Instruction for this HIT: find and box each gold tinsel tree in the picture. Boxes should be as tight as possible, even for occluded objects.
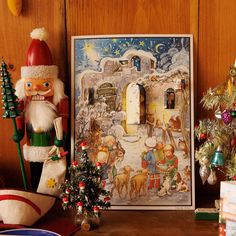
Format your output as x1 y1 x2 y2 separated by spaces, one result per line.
195 60 236 185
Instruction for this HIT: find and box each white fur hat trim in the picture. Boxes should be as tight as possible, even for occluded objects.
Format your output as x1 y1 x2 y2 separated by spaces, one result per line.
31 27 48 41
21 65 58 79
23 144 53 162
145 137 157 148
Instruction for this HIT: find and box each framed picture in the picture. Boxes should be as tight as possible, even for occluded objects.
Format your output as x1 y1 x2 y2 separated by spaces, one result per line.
71 35 195 210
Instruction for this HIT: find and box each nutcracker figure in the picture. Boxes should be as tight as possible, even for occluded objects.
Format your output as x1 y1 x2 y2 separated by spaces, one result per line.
14 28 68 191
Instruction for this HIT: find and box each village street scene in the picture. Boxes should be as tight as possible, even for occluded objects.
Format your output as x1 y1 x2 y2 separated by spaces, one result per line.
74 36 193 208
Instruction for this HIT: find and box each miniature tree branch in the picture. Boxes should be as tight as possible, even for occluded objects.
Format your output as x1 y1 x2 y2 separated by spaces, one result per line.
1 59 28 190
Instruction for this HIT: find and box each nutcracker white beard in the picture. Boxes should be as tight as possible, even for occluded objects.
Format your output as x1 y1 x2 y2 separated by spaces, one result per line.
25 100 57 132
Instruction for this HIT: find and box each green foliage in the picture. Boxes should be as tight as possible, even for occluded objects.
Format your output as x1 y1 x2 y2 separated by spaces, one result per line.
195 66 236 179
60 148 111 219
0 60 19 118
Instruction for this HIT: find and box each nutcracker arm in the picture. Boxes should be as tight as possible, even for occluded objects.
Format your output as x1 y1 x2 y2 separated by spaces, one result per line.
54 135 64 147
55 97 68 147
53 117 66 147
57 97 69 134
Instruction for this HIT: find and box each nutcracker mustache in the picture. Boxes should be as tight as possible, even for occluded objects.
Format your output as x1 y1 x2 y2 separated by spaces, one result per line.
25 100 57 132
29 89 52 97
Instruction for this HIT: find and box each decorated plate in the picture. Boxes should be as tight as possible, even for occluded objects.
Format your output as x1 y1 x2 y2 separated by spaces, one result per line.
0 228 60 236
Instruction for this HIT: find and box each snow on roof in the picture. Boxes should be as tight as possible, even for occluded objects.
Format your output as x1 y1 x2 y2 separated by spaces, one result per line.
99 49 157 69
135 65 189 87
123 49 157 62
77 49 187 90
77 69 101 89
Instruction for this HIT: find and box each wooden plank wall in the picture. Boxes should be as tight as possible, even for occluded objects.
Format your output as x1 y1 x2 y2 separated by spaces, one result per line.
0 0 235 203
198 0 236 118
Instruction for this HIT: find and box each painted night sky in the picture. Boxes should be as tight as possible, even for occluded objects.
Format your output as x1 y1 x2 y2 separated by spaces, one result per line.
74 36 190 74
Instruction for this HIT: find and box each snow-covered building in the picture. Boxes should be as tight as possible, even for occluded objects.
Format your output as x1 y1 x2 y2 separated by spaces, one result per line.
78 49 157 111
77 47 190 136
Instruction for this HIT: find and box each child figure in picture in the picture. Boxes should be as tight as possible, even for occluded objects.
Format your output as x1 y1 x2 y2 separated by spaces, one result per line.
157 144 178 189
144 137 160 190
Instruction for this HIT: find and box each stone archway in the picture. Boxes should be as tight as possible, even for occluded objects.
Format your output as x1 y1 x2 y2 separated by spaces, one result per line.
97 82 117 111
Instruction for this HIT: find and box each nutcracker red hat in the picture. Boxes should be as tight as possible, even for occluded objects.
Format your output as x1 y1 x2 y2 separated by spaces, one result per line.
21 28 58 79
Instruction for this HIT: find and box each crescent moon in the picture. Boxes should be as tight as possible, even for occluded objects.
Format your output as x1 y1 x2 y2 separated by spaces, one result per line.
155 43 164 53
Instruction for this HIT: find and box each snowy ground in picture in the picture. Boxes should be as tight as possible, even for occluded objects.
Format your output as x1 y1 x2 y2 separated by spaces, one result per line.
105 129 192 207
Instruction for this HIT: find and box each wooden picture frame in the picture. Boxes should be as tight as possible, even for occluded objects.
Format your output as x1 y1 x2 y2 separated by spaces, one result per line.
71 35 195 210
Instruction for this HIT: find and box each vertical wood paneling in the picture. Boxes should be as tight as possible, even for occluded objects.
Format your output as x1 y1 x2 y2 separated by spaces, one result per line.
66 0 198 67
0 0 67 188
198 0 236 118
66 0 196 35
197 0 236 200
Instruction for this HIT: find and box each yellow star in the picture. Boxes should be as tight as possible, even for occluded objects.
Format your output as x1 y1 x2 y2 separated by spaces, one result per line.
104 47 109 52
112 39 118 43
47 178 57 189
114 49 120 55
139 41 145 46
83 42 94 53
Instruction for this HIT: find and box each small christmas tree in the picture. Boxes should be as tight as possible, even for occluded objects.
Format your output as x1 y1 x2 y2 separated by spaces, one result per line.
195 60 236 184
0 59 28 190
60 141 111 231
1 60 19 118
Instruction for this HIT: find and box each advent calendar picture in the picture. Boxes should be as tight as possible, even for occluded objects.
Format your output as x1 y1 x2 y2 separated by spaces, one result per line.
71 35 195 210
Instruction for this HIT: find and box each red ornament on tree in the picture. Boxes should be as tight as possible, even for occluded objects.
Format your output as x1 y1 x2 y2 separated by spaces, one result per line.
65 189 71 194
76 202 83 212
72 160 78 168
96 162 102 170
80 141 88 150
231 137 236 147
199 133 207 140
79 181 85 191
63 197 68 204
104 197 110 202
232 176 236 181
93 206 100 214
